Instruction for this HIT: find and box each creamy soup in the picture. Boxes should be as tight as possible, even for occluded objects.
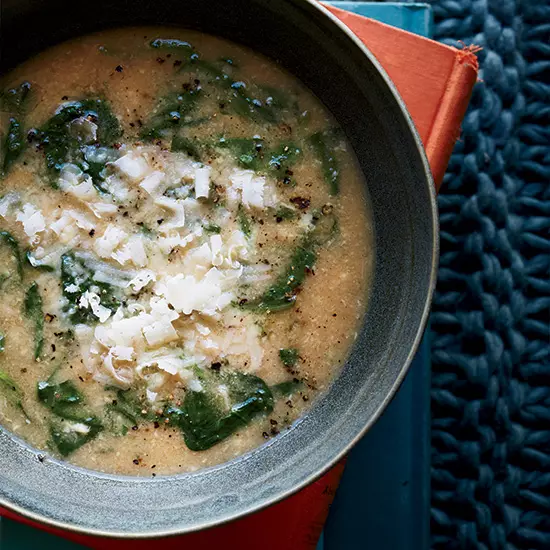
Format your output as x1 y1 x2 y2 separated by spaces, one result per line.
0 28 372 475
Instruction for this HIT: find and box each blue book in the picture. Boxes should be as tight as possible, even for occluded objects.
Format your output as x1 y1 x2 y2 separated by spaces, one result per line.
0 4 432 549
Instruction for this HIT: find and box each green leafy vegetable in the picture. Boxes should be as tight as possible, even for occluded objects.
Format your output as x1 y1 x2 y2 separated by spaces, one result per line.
267 143 301 173
273 205 297 222
60 252 120 325
140 88 202 141
246 241 316 312
38 378 102 455
203 223 221 234
279 348 299 368
182 58 292 124
237 204 252 237
1 82 32 175
217 136 265 170
23 282 43 359
171 135 204 161
310 132 340 195
169 371 274 451
36 98 121 185
0 230 23 280
0 81 31 112
2 118 24 175
37 379 86 418
310 208 339 246
0 370 28 417
106 388 155 426
241 208 339 312
216 137 300 174
0 273 9 290
25 250 55 272
272 379 303 397
50 416 103 456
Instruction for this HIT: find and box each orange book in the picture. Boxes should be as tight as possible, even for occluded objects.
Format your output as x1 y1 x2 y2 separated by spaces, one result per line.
0 6 478 549
325 4 478 189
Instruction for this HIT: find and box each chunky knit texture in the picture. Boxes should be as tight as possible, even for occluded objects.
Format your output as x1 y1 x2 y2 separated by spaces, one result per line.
376 1 550 547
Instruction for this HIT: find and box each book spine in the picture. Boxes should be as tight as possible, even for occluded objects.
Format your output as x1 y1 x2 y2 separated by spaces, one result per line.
425 47 479 190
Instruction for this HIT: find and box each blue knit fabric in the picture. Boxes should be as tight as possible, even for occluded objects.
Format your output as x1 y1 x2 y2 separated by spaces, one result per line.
377 0 550 547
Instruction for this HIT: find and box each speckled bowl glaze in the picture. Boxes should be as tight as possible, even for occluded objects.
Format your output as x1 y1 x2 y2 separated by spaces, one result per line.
0 0 438 537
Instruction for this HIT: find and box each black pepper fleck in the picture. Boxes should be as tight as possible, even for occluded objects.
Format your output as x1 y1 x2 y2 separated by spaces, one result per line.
115 65 123 72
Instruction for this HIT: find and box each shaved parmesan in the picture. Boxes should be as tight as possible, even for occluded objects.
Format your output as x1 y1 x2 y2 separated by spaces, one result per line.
163 267 229 316
112 152 149 180
16 204 46 243
112 235 148 267
128 270 156 292
155 196 185 232
242 174 265 209
0 193 19 219
194 165 211 199
78 291 112 323
94 224 128 258
140 170 165 195
88 202 118 218
143 320 178 347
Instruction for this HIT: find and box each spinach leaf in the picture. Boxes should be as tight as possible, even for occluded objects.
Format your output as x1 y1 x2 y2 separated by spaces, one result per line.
25 250 55 272
272 379 303 397
0 231 23 280
50 416 102 456
241 208 338 312
0 370 28 417
203 223 221 234
245 241 316 312
310 208 339 246
237 204 252 237
182 58 290 124
0 81 31 112
37 379 97 422
60 252 120 325
23 282 44 359
140 88 202 141
310 132 340 195
170 371 274 451
106 388 155 425
2 118 24 175
273 205 297 222
279 348 299 368
181 58 232 84
0 273 9 290
171 135 204 161
217 136 265 170
36 98 121 185
1 82 32 176
0 332 4 353
38 378 102 455
215 137 300 174
80 146 120 193
267 143 301 173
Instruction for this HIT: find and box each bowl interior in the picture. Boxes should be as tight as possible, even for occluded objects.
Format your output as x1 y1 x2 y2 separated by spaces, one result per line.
0 0 437 536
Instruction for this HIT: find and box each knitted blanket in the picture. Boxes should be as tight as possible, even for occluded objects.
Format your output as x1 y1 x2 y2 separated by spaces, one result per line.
392 0 550 547
373 0 550 547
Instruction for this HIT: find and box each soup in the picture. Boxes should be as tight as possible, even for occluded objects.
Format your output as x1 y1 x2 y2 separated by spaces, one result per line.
0 28 372 475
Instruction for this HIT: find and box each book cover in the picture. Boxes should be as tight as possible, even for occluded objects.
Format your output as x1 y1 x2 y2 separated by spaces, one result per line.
325 3 479 189
0 3 478 549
